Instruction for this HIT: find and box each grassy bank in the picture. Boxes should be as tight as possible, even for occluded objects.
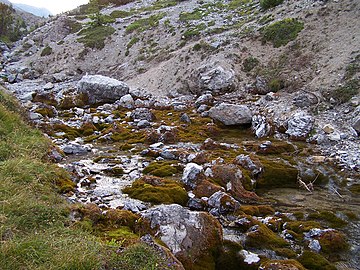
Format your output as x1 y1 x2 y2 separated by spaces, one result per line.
0 87 168 269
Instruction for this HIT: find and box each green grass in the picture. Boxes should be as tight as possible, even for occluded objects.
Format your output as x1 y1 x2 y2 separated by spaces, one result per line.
0 87 171 269
77 25 115 49
261 18 304 47
126 13 165 33
110 9 134 18
260 0 284 10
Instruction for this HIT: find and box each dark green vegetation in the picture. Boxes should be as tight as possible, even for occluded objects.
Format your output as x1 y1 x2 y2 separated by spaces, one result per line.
40 45 53 56
0 3 27 43
260 0 284 10
331 79 359 104
0 88 173 269
261 18 304 47
77 25 115 49
123 176 188 205
126 13 165 33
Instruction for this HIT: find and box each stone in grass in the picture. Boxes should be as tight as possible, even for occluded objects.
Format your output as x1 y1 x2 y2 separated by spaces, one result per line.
181 163 204 189
209 103 253 126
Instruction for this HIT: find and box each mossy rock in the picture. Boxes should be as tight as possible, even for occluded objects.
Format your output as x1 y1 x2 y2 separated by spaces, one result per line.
104 166 124 176
245 223 289 249
274 248 297 259
40 45 52 56
240 205 275 217
349 184 360 194
284 221 321 235
260 259 305 270
298 251 336 270
122 177 188 206
142 161 179 177
256 159 298 189
318 230 348 255
308 211 347 228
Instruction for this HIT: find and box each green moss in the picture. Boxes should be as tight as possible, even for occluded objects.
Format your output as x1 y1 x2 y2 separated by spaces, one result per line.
318 230 348 255
243 56 259 72
122 177 188 205
105 226 139 241
274 248 297 259
216 241 252 270
261 18 304 47
142 161 179 177
284 221 321 235
246 223 289 249
260 0 283 10
58 93 89 109
298 251 336 270
240 205 275 216
34 107 54 117
77 25 115 49
261 259 305 270
256 159 298 189
104 166 124 176
111 10 133 18
126 13 165 33
349 184 360 194
268 77 284 92
40 45 52 56
308 211 347 228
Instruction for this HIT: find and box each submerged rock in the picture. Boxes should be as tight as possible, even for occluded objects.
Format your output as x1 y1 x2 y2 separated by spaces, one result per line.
77 74 129 104
209 103 252 126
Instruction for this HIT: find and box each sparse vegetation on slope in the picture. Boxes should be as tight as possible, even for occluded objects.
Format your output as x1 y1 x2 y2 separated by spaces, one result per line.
77 25 115 49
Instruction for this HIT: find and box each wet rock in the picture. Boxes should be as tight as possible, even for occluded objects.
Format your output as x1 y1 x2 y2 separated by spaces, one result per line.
209 103 252 126
285 111 314 140
130 108 155 122
252 114 271 138
61 142 91 155
77 74 129 104
191 64 236 95
119 94 134 109
207 191 240 215
141 204 222 269
181 163 204 188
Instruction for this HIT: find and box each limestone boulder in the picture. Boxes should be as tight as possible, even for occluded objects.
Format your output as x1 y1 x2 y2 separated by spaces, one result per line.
209 103 252 126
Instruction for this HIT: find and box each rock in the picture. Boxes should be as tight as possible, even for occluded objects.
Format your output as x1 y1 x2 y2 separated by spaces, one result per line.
239 250 260 264
197 104 208 113
253 76 270 95
130 108 155 122
191 64 236 95
285 111 314 140
207 191 240 215
209 103 252 125
234 154 262 176
77 74 129 104
29 112 42 120
181 163 204 188
180 113 191 123
293 92 318 108
309 239 321 253
195 93 214 107
7 74 17 84
119 94 134 109
252 114 271 138
322 124 335 134
352 116 360 135
43 82 54 90
141 204 222 269
61 142 91 155
137 119 151 128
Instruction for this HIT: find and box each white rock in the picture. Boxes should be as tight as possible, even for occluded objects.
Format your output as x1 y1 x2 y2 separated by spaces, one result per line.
182 163 203 188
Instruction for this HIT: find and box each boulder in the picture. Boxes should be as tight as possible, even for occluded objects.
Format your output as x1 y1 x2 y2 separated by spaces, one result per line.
209 103 252 125
141 204 222 269
191 64 236 95
130 108 155 122
253 76 270 95
252 114 271 138
352 116 360 135
234 154 262 177
207 191 240 215
181 163 204 188
77 74 129 104
61 142 91 155
285 111 314 140
119 94 135 109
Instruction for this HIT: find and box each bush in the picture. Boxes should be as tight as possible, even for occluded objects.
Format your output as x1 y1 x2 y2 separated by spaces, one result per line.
77 25 115 49
262 18 304 47
40 45 52 56
260 0 284 10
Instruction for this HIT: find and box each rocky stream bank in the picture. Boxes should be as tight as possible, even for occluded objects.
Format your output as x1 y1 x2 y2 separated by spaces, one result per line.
3 73 360 269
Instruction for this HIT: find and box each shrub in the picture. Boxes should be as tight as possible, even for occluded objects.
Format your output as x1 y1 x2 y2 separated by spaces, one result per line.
261 18 304 47
260 0 284 10
243 56 259 72
331 79 359 104
77 25 115 49
40 45 52 56
126 13 165 33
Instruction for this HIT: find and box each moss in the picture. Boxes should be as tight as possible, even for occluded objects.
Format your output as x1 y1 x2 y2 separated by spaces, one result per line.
77 25 115 49
308 211 347 228
142 161 179 177
216 241 253 270
40 45 52 56
256 159 298 189
34 107 55 117
269 78 284 92
298 251 336 270
58 93 89 109
293 211 304 220
179 10 204 22
110 10 133 18
104 166 124 176
183 23 207 40
318 230 348 255
261 259 305 270
110 126 146 143
261 18 304 48
246 223 289 249
123 177 188 206
331 79 359 104
284 221 321 235
349 184 360 194
104 226 139 243
240 205 275 216
274 248 297 259
260 0 283 10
